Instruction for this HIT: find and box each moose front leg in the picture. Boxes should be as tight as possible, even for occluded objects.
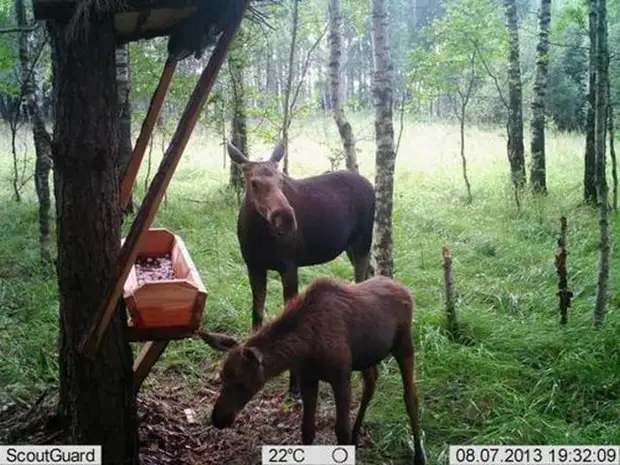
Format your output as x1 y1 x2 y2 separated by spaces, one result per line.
248 267 267 331
280 266 300 397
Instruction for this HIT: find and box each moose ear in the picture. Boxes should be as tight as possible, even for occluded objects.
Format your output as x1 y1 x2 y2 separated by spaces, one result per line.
227 141 249 165
269 140 286 164
241 346 263 365
195 331 240 352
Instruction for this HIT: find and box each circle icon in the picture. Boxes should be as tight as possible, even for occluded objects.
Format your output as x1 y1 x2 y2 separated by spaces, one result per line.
331 447 348 464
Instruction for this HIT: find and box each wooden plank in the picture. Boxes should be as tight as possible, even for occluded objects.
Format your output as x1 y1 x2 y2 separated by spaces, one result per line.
79 0 249 358
121 57 177 210
133 340 169 393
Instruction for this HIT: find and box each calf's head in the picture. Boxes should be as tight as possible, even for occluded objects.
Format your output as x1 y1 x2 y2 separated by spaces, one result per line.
196 331 266 429
227 140 297 236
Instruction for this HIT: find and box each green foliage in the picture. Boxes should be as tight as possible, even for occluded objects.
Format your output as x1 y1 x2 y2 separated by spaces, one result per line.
546 25 588 131
408 0 505 111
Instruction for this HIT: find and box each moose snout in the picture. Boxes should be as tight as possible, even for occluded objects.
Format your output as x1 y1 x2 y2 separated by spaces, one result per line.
270 209 297 235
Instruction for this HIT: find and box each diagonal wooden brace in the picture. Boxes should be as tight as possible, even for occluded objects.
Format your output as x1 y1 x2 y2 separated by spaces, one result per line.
78 0 250 358
133 341 170 393
121 56 178 210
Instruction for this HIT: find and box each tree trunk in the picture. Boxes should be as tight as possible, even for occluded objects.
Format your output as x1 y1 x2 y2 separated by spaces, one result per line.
372 0 396 278
584 3 597 204
117 44 134 215
328 0 359 174
459 104 473 203
504 0 526 188
16 0 53 262
607 82 617 211
530 0 551 194
282 0 300 175
228 30 246 194
593 0 610 328
48 18 138 463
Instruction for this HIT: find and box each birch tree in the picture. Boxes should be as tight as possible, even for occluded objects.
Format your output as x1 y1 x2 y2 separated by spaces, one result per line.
530 0 551 194
592 0 610 328
16 0 53 262
372 0 396 277
504 0 526 188
329 0 359 173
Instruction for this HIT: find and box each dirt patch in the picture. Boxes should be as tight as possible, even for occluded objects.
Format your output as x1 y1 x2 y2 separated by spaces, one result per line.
138 376 371 465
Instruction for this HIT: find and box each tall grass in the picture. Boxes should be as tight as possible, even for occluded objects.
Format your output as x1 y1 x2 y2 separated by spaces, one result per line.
0 114 618 464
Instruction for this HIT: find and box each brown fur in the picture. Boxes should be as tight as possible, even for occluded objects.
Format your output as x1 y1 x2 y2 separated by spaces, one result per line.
227 140 376 395
197 275 427 465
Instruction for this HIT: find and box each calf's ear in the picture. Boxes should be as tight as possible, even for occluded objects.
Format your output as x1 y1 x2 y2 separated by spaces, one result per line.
195 331 240 352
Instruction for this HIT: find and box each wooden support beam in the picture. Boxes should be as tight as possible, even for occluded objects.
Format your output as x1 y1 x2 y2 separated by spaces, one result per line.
121 56 177 210
79 0 249 358
133 340 169 393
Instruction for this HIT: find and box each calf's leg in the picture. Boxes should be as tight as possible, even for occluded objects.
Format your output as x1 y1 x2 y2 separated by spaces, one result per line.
330 373 353 445
393 331 427 465
280 266 300 396
299 374 319 445
248 267 267 331
351 365 378 445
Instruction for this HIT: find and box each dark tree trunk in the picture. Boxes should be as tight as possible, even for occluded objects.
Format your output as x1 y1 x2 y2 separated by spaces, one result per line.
117 44 134 215
329 0 359 173
16 0 53 262
228 30 246 193
609 100 617 211
504 0 526 188
593 0 610 328
584 3 597 204
48 18 138 464
372 0 396 277
530 0 551 194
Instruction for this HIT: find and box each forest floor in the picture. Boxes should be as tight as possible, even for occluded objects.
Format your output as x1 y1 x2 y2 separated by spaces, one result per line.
1 116 619 464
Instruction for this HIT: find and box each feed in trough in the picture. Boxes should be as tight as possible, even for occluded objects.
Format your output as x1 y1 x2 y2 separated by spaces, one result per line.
135 254 176 285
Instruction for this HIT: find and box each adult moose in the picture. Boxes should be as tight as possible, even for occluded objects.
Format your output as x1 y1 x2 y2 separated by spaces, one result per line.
226 140 375 396
197 275 427 465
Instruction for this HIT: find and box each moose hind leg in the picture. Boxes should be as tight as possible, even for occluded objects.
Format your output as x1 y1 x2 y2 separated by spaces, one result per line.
346 242 373 283
248 267 267 331
280 266 300 397
394 334 427 465
330 373 353 445
352 365 378 445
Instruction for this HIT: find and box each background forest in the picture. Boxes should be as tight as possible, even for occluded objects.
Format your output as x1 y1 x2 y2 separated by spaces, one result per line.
0 0 619 463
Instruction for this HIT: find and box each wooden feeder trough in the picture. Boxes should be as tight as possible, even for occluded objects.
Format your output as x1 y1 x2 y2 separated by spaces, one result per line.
122 228 207 342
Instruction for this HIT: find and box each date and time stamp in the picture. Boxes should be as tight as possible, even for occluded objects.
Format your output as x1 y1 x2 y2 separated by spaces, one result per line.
260 445 620 465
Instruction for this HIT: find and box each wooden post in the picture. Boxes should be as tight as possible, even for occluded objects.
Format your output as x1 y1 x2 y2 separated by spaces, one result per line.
555 216 573 325
442 246 458 336
133 341 169 393
121 56 177 210
79 0 250 357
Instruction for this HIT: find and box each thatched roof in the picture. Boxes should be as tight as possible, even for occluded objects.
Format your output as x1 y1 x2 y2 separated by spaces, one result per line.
34 0 274 58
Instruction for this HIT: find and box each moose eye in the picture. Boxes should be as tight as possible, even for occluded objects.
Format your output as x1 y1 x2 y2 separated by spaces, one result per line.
250 180 259 190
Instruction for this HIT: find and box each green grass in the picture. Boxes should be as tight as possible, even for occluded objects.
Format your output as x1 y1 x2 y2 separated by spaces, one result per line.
0 114 619 464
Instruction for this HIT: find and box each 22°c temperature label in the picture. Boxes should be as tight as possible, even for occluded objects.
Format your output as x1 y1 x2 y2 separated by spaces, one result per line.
262 445 355 465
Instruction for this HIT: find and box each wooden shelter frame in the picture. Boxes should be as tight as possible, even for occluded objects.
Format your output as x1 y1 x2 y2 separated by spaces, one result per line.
46 0 253 392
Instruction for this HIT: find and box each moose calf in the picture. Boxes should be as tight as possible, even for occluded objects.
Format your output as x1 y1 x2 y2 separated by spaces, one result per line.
198 275 427 465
